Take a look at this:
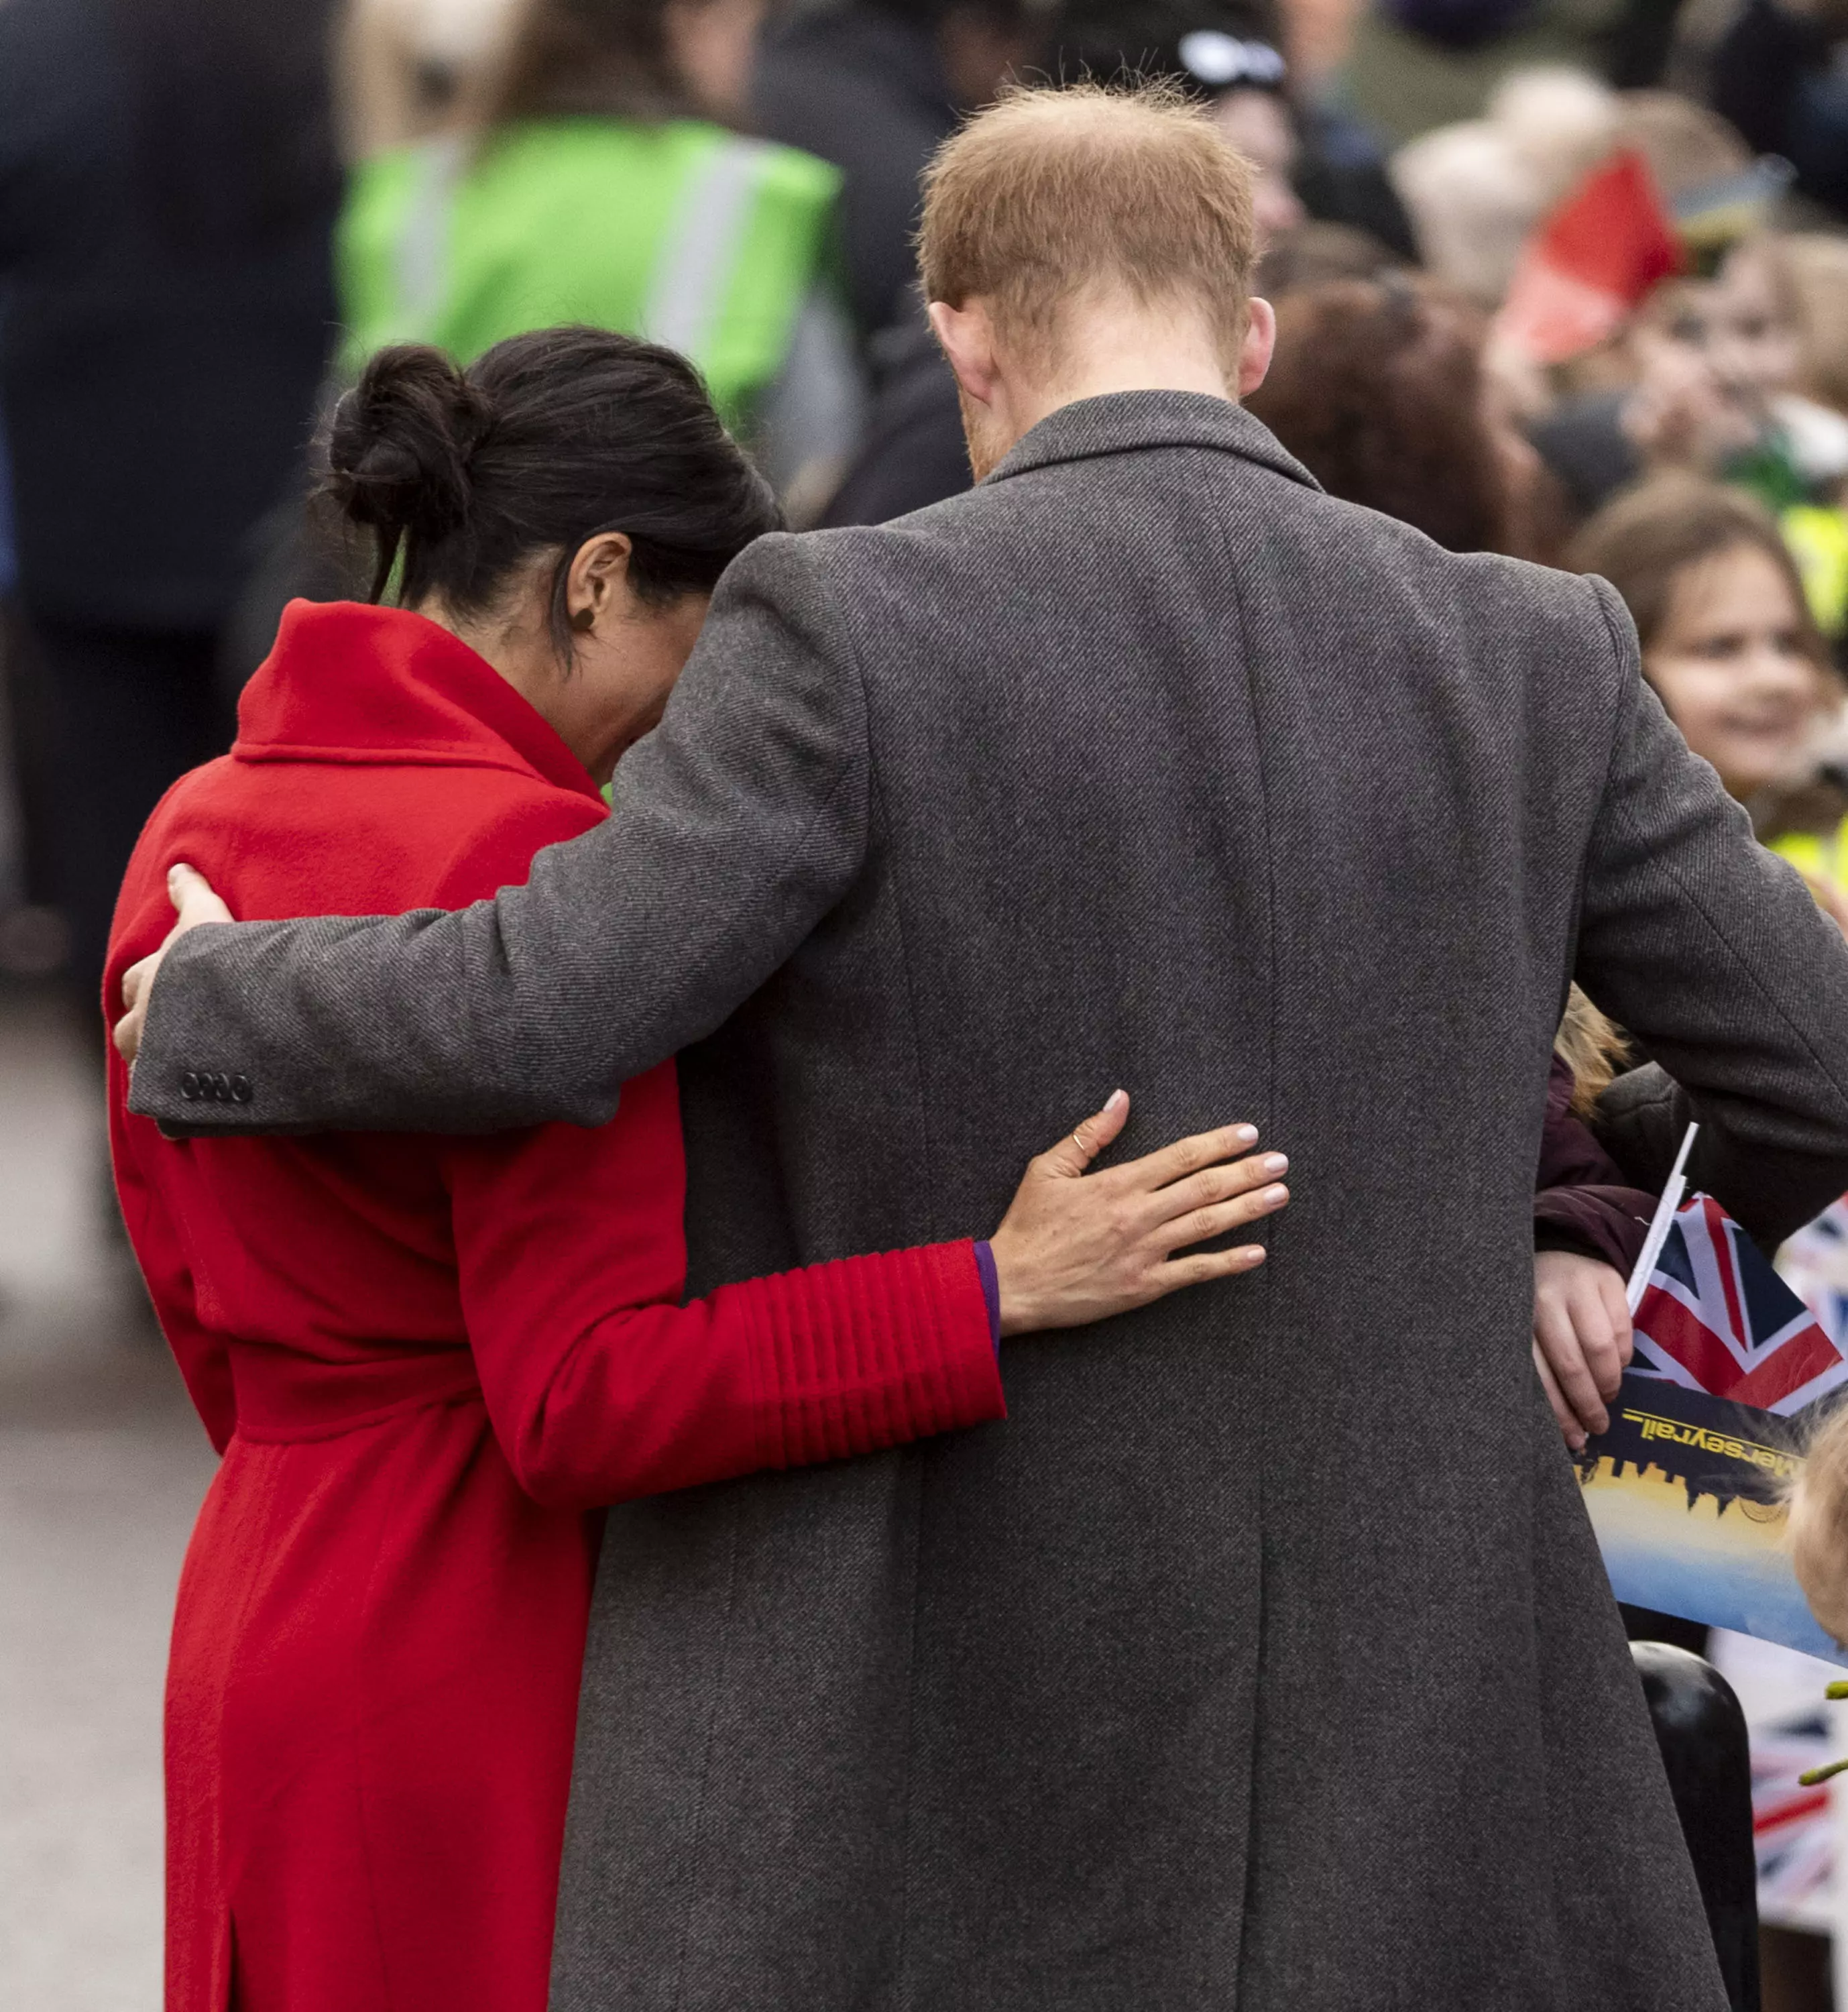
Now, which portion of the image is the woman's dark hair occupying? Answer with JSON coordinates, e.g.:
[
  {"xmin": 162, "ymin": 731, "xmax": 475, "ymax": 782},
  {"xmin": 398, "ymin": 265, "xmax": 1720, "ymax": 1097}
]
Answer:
[
  {"xmin": 1566, "ymin": 472, "xmax": 1830, "ymax": 670},
  {"xmin": 1245, "ymin": 276, "xmax": 1517, "ymax": 556},
  {"xmin": 324, "ymin": 327, "xmax": 780, "ymax": 653}
]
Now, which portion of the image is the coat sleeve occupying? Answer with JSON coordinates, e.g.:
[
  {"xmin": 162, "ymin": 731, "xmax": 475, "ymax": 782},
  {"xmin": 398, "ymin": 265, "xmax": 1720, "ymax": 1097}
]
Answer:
[
  {"xmin": 440, "ymin": 1064, "xmax": 1004, "ymax": 1512},
  {"xmin": 1533, "ymin": 1053, "xmax": 1656, "ymax": 1274},
  {"xmin": 1572, "ymin": 577, "xmax": 1848, "ymax": 1248},
  {"xmin": 108, "ymin": 1064, "xmax": 237, "ymax": 1453},
  {"xmin": 127, "ymin": 533, "xmax": 870, "ymax": 1136}
]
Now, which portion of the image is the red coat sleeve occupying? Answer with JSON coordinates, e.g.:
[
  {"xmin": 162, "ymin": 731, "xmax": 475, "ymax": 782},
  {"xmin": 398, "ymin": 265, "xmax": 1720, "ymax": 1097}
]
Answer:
[
  {"xmin": 431, "ymin": 793, "xmax": 1004, "ymax": 1512},
  {"xmin": 440, "ymin": 1065, "xmax": 1004, "ymax": 1511}
]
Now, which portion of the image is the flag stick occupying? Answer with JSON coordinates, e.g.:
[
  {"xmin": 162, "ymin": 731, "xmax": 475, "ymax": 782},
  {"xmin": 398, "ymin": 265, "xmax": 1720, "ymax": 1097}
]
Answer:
[{"xmin": 1626, "ymin": 1123, "xmax": 1700, "ymax": 1316}]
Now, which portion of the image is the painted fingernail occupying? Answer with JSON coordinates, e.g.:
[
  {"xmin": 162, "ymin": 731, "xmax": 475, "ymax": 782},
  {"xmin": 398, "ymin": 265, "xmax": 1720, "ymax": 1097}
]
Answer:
[
  {"xmin": 1241, "ymin": 1246, "xmax": 1267, "ymax": 1265},
  {"xmin": 1234, "ymin": 1124, "xmax": 1259, "ymax": 1145},
  {"xmin": 1106, "ymin": 1089, "xmax": 1128, "ymax": 1112},
  {"xmin": 1262, "ymin": 1185, "xmax": 1289, "ymax": 1207},
  {"xmin": 1263, "ymin": 1154, "xmax": 1288, "ymax": 1175}
]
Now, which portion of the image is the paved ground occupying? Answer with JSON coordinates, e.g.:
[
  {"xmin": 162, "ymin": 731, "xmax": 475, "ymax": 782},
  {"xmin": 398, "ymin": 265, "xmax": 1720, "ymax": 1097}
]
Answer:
[{"xmin": 0, "ymin": 983, "xmax": 217, "ymax": 2011}]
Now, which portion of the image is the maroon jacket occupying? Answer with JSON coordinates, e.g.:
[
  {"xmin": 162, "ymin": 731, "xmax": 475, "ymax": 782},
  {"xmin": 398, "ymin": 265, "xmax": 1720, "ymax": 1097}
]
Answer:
[{"xmin": 1536, "ymin": 1054, "xmax": 1657, "ymax": 1275}]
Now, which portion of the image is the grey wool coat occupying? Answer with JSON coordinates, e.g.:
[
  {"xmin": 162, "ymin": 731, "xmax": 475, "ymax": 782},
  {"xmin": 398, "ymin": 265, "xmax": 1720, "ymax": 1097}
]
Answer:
[{"xmin": 133, "ymin": 394, "xmax": 1848, "ymax": 2011}]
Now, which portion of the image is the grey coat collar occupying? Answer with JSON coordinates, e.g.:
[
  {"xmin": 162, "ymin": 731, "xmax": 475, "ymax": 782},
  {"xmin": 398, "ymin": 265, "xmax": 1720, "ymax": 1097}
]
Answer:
[{"xmin": 983, "ymin": 390, "xmax": 1322, "ymax": 493}]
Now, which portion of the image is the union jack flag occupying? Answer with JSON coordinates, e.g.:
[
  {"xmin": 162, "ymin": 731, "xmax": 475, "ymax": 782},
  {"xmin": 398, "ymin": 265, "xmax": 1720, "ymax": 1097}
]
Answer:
[{"xmin": 1634, "ymin": 1195, "xmax": 1848, "ymax": 1416}]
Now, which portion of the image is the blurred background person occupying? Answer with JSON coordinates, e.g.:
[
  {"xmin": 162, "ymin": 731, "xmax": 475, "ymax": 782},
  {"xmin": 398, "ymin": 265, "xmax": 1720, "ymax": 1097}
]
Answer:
[
  {"xmin": 1390, "ymin": 67, "xmax": 1622, "ymax": 304},
  {"xmin": 342, "ymin": 0, "xmax": 527, "ymax": 155},
  {"xmin": 1534, "ymin": 239, "xmax": 1848, "ymax": 514},
  {"xmin": 1255, "ymin": 215, "xmax": 1407, "ymax": 292},
  {"xmin": 1568, "ymin": 473, "xmax": 1848, "ymax": 912},
  {"xmin": 1245, "ymin": 272, "xmax": 1562, "ymax": 556},
  {"xmin": 821, "ymin": 0, "xmax": 1412, "ymax": 525},
  {"xmin": 0, "ymin": 0, "xmax": 342, "ymax": 1004},
  {"xmin": 1528, "ymin": 274, "xmax": 1778, "ymax": 520},
  {"xmin": 340, "ymin": 0, "xmax": 860, "ymax": 506},
  {"xmin": 1708, "ymin": 0, "xmax": 1848, "ymax": 218},
  {"xmin": 753, "ymin": 0, "xmax": 1061, "ymax": 528},
  {"xmin": 752, "ymin": 0, "xmax": 1061, "ymax": 345}
]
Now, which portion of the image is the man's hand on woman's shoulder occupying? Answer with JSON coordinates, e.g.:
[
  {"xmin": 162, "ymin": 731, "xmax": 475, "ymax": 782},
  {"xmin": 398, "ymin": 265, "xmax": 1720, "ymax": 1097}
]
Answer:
[{"xmin": 114, "ymin": 864, "xmax": 234, "ymax": 1067}]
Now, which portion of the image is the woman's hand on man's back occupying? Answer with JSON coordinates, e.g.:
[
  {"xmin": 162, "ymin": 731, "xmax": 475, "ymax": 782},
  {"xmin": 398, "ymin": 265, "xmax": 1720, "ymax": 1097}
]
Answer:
[{"xmin": 988, "ymin": 1093, "xmax": 1289, "ymax": 1336}]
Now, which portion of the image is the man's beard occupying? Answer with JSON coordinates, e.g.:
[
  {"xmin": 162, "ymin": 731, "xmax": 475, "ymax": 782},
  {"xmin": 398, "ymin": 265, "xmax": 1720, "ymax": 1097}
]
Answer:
[{"xmin": 956, "ymin": 387, "xmax": 1011, "ymax": 484}]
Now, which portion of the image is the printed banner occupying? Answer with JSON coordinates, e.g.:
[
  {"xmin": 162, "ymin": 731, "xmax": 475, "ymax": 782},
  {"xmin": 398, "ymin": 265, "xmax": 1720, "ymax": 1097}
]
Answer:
[
  {"xmin": 1577, "ymin": 1375, "xmax": 1847, "ymax": 1665},
  {"xmin": 1578, "ymin": 1184, "xmax": 1848, "ymax": 1662}
]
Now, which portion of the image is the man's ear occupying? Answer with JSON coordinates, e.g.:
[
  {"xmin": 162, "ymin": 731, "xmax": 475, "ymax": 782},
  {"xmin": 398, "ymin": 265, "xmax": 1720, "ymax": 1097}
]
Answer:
[
  {"xmin": 1236, "ymin": 296, "xmax": 1277, "ymax": 400},
  {"xmin": 929, "ymin": 298, "xmax": 1002, "ymax": 410}
]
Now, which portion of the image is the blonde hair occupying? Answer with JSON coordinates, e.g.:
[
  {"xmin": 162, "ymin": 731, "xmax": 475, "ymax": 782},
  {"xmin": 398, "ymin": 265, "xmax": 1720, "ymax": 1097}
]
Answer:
[
  {"xmin": 1791, "ymin": 1401, "xmax": 1848, "ymax": 1646},
  {"xmin": 1554, "ymin": 985, "xmax": 1629, "ymax": 1121},
  {"xmin": 917, "ymin": 80, "xmax": 1258, "ymax": 375}
]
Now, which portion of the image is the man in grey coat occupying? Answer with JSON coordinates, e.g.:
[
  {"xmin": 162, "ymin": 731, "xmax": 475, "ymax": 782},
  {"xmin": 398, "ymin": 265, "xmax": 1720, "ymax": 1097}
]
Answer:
[{"xmin": 119, "ymin": 86, "xmax": 1848, "ymax": 2009}]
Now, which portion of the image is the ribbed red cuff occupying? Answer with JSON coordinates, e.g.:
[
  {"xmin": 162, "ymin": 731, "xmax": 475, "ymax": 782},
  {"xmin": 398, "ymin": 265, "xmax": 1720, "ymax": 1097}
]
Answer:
[{"xmin": 750, "ymin": 1239, "xmax": 1006, "ymax": 1471}]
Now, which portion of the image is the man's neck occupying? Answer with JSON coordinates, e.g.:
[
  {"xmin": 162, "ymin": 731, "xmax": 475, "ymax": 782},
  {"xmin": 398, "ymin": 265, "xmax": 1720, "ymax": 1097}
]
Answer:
[
  {"xmin": 966, "ymin": 343, "xmax": 1231, "ymax": 480},
  {"xmin": 1013, "ymin": 353, "xmax": 1233, "ymax": 437},
  {"xmin": 994, "ymin": 303, "xmax": 1236, "ymax": 449}
]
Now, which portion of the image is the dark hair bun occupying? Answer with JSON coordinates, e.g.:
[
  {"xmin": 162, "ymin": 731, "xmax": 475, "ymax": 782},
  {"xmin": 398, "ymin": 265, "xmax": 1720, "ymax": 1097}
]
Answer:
[
  {"xmin": 325, "ymin": 345, "xmax": 491, "ymax": 543},
  {"xmin": 323, "ymin": 325, "xmax": 780, "ymax": 632}
]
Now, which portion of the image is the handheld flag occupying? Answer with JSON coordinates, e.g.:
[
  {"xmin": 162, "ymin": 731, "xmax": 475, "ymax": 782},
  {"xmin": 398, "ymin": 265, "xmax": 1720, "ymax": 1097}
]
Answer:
[
  {"xmin": 1494, "ymin": 148, "xmax": 1684, "ymax": 367},
  {"xmin": 1630, "ymin": 1193, "xmax": 1848, "ymax": 1416},
  {"xmin": 1579, "ymin": 1141, "xmax": 1848, "ymax": 1662}
]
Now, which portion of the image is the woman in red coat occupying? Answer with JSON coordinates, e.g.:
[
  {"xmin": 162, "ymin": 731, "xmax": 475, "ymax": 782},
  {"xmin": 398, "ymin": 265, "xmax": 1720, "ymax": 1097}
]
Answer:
[{"xmin": 106, "ymin": 329, "xmax": 1293, "ymax": 2012}]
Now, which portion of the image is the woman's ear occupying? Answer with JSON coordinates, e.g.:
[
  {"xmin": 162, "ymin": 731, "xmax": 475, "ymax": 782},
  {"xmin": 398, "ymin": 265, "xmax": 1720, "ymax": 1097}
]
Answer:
[{"xmin": 565, "ymin": 532, "xmax": 636, "ymax": 635}]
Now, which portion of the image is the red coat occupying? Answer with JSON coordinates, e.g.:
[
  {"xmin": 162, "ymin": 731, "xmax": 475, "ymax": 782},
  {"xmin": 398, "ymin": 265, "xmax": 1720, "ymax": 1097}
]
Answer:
[{"xmin": 105, "ymin": 602, "xmax": 1004, "ymax": 2012}]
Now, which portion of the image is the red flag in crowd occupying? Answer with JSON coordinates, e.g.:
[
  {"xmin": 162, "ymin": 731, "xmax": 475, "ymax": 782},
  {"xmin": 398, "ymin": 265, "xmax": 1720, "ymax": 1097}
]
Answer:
[{"xmin": 1494, "ymin": 148, "xmax": 1684, "ymax": 367}]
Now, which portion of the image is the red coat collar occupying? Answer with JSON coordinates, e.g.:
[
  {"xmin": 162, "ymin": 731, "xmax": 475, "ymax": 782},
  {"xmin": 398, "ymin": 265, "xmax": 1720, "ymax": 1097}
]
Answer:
[{"xmin": 235, "ymin": 601, "xmax": 605, "ymax": 806}]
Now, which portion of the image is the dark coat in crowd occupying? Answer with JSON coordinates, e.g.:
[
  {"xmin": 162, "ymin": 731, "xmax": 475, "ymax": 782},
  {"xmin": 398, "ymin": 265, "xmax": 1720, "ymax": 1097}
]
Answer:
[
  {"xmin": 821, "ymin": 315, "xmax": 971, "ymax": 526},
  {"xmin": 129, "ymin": 392, "xmax": 1848, "ymax": 2011},
  {"xmin": 752, "ymin": 4, "xmax": 960, "ymax": 339},
  {"xmin": 1711, "ymin": 0, "xmax": 1848, "ymax": 218},
  {"xmin": 0, "ymin": 0, "xmax": 340, "ymax": 985},
  {"xmin": 0, "ymin": 0, "xmax": 339, "ymax": 632}
]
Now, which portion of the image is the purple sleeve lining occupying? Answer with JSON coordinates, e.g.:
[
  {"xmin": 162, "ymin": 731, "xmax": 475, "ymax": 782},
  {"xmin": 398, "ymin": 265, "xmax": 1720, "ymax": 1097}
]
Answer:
[{"xmin": 974, "ymin": 1241, "xmax": 1001, "ymax": 1353}]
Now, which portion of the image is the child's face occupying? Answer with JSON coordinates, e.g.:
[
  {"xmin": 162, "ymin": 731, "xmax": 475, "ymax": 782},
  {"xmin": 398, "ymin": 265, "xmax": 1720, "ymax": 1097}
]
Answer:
[
  {"xmin": 1645, "ymin": 541, "xmax": 1831, "ymax": 798},
  {"xmin": 1707, "ymin": 247, "xmax": 1800, "ymax": 416}
]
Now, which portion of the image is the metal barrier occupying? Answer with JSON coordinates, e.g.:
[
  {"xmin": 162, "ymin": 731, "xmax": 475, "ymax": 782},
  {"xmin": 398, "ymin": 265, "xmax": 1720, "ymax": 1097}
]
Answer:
[{"xmin": 1632, "ymin": 1641, "xmax": 1761, "ymax": 2012}]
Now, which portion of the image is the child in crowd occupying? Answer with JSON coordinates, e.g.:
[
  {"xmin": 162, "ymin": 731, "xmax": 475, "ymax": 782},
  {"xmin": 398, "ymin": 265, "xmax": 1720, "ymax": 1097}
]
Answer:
[
  {"xmin": 1534, "ymin": 991, "xmax": 1657, "ymax": 1453},
  {"xmin": 1571, "ymin": 471, "xmax": 1848, "ymax": 1612},
  {"xmin": 1531, "ymin": 237, "xmax": 1848, "ymax": 649},
  {"xmin": 1792, "ymin": 1400, "xmax": 1848, "ymax": 1644},
  {"xmin": 1540, "ymin": 473, "xmax": 1848, "ymax": 1459},
  {"xmin": 1568, "ymin": 472, "xmax": 1848, "ymax": 918}
]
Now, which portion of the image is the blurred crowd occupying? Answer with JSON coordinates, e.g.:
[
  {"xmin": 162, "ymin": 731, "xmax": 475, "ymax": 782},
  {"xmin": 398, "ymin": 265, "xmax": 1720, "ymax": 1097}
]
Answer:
[{"xmin": 7, "ymin": 0, "xmax": 1848, "ymax": 1001}]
